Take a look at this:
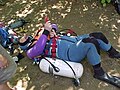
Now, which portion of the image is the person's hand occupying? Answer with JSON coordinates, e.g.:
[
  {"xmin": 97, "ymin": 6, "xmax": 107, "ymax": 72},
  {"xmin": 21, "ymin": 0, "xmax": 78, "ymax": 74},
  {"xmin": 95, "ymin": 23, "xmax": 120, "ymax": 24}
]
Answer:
[
  {"xmin": 44, "ymin": 21, "xmax": 52, "ymax": 32},
  {"xmin": 19, "ymin": 34, "xmax": 28, "ymax": 43},
  {"xmin": 0, "ymin": 54, "xmax": 9, "ymax": 69},
  {"xmin": 50, "ymin": 29, "xmax": 57, "ymax": 38}
]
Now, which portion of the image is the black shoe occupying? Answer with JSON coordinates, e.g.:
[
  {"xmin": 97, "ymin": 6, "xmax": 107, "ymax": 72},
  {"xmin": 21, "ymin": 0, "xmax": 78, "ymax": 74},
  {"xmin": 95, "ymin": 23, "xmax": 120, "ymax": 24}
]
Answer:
[
  {"xmin": 109, "ymin": 53, "xmax": 120, "ymax": 59},
  {"xmin": 94, "ymin": 73, "xmax": 120, "ymax": 88},
  {"xmin": 108, "ymin": 46, "xmax": 120, "ymax": 59}
]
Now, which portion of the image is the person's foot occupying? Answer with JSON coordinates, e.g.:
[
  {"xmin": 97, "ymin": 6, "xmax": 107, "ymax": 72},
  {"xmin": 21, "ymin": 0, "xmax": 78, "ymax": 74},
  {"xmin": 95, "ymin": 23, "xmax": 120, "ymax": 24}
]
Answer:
[
  {"xmin": 108, "ymin": 47, "xmax": 120, "ymax": 59},
  {"xmin": 109, "ymin": 53, "xmax": 120, "ymax": 59},
  {"xmin": 94, "ymin": 73, "xmax": 120, "ymax": 88}
]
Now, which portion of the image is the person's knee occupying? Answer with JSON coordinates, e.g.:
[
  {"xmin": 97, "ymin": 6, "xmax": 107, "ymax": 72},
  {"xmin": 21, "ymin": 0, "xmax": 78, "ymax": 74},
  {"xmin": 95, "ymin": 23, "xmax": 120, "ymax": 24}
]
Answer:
[
  {"xmin": 89, "ymin": 32, "xmax": 108, "ymax": 44},
  {"xmin": 82, "ymin": 37, "xmax": 99, "ymax": 47},
  {"xmin": 82, "ymin": 37, "xmax": 100, "ymax": 54}
]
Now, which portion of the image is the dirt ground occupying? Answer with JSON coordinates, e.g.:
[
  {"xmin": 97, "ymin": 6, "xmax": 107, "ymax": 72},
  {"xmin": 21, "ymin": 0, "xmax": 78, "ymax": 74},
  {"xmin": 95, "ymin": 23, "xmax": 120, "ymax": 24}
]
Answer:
[{"xmin": 0, "ymin": 0, "xmax": 120, "ymax": 90}]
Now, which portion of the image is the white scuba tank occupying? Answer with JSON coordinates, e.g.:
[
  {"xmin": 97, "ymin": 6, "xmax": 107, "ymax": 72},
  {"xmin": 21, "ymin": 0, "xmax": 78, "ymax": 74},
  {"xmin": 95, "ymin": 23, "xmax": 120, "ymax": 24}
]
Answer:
[{"xmin": 39, "ymin": 57, "xmax": 83, "ymax": 78}]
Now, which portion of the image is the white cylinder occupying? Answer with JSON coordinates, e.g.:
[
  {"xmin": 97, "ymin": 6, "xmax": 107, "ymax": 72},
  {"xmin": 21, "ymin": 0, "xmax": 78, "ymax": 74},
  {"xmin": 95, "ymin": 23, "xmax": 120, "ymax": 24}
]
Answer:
[{"xmin": 39, "ymin": 57, "xmax": 84, "ymax": 78}]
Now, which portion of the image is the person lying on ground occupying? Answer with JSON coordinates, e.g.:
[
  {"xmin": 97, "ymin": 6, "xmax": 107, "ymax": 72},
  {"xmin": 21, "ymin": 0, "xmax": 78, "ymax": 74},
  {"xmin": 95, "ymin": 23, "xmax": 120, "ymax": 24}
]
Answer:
[{"xmin": 19, "ymin": 21, "xmax": 120, "ymax": 88}]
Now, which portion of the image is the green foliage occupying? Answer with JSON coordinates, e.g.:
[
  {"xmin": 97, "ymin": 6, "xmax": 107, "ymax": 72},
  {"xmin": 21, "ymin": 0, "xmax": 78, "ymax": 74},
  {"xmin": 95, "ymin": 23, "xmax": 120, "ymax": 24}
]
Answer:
[
  {"xmin": 101, "ymin": 0, "xmax": 111, "ymax": 7},
  {"xmin": 0, "ymin": 0, "xmax": 9, "ymax": 6}
]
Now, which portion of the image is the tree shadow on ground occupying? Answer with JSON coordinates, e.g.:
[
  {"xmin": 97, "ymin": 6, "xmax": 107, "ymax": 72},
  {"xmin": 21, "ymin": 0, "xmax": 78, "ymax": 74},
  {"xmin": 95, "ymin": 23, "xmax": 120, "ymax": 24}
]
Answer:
[{"xmin": 0, "ymin": 0, "xmax": 120, "ymax": 90}]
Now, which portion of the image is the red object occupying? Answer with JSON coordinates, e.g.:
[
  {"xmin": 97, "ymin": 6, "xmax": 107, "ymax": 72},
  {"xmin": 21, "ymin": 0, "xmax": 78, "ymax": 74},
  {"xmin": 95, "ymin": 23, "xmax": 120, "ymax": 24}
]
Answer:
[
  {"xmin": 44, "ymin": 36, "xmax": 60, "ymax": 59},
  {"xmin": 67, "ymin": 29, "xmax": 75, "ymax": 35},
  {"xmin": 51, "ymin": 37, "xmax": 57, "ymax": 59},
  {"xmin": 0, "ymin": 22, "xmax": 5, "ymax": 28},
  {"xmin": 44, "ymin": 17, "xmax": 49, "ymax": 23},
  {"xmin": 51, "ymin": 36, "xmax": 60, "ymax": 59}
]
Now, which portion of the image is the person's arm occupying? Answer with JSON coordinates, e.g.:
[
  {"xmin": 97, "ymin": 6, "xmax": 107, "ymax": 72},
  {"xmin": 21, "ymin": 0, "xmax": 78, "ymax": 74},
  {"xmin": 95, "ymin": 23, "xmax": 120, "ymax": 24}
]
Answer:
[{"xmin": 27, "ymin": 21, "xmax": 52, "ymax": 59}]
